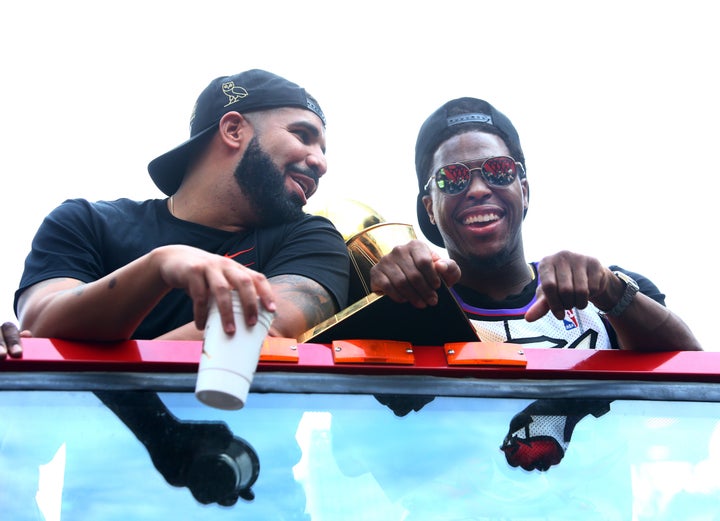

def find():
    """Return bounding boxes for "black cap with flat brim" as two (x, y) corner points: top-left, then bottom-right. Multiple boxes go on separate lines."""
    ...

(148, 69), (326, 196)
(414, 97), (526, 247)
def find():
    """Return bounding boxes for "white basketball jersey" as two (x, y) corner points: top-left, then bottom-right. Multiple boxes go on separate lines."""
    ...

(450, 264), (616, 350)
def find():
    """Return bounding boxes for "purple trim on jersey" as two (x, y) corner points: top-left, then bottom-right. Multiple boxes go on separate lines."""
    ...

(449, 263), (540, 316)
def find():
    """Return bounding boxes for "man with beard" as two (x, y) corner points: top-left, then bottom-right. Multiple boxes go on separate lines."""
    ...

(14, 69), (349, 342)
(370, 97), (701, 351)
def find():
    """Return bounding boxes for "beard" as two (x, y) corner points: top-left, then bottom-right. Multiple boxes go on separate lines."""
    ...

(233, 137), (306, 226)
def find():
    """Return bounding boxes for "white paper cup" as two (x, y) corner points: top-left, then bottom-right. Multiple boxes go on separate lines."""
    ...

(195, 292), (274, 410)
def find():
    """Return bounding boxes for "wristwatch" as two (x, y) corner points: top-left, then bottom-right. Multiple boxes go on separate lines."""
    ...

(601, 271), (639, 317)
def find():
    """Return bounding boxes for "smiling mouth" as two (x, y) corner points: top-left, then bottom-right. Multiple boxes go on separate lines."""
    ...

(463, 213), (501, 225)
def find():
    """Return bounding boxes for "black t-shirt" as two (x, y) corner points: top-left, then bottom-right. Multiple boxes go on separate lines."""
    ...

(16, 198), (350, 339)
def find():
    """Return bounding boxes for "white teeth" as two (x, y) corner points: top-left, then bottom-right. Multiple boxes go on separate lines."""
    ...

(464, 213), (499, 225)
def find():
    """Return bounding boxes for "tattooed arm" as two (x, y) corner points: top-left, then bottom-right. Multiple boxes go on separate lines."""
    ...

(155, 274), (339, 341)
(265, 274), (339, 339)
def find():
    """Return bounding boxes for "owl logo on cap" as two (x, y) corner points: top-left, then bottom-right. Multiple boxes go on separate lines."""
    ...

(222, 81), (249, 106)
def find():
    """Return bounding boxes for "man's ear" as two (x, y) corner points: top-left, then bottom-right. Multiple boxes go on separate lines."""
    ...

(217, 111), (251, 151)
(422, 194), (436, 225)
(521, 178), (530, 214)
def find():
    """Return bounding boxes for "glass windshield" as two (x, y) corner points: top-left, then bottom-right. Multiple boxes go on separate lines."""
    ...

(2, 386), (720, 520)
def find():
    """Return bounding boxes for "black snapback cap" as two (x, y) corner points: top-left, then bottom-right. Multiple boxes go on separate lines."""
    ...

(414, 97), (525, 247)
(148, 69), (326, 196)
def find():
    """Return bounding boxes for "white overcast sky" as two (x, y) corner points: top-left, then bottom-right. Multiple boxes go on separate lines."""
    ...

(2, 1), (717, 350)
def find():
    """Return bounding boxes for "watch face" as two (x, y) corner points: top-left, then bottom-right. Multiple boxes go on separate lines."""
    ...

(614, 271), (639, 291)
(605, 271), (639, 317)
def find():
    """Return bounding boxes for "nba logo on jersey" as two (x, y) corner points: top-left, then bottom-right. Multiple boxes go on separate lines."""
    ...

(563, 309), (579, 330)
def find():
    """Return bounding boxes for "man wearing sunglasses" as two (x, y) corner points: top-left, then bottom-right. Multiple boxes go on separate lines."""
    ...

(370, 97), (701, 351)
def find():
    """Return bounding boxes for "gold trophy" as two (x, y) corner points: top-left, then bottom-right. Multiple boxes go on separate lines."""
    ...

(312, 198), (417, 302)
(300, 199), (478, 346)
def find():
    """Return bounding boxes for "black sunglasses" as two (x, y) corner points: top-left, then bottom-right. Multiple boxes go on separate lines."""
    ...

(424, 156), (525, 196)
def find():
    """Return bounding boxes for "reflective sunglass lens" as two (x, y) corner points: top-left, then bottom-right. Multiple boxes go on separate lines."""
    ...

(436, 164), (470, 195)
(483, 157), (517, 186)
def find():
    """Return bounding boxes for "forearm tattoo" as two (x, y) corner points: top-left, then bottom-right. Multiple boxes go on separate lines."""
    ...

(270, 274), (338, 331)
